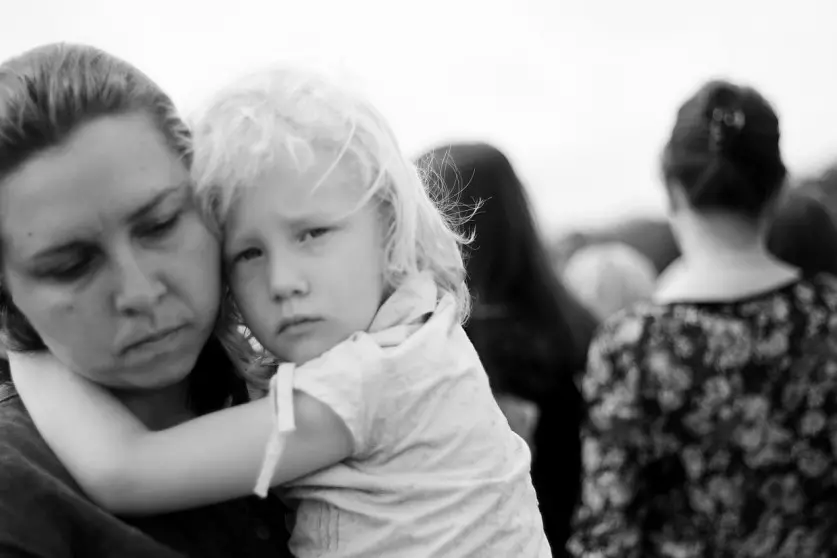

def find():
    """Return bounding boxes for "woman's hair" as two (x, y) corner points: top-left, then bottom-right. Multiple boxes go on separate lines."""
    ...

(0, 43), (246, 411)
(189, 67), (469, 367)
(563, 242), (658, 320)
(767, 192), (837, 275)
(661, 79), (787, 219)
(419, 142), (598, 396)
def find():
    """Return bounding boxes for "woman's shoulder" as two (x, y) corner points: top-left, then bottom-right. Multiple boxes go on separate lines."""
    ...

(591, 273), (837, 378)
(0, 383), (292, 557)
(0, 384), (73, 477)
(598, 272), (837, 340)
(717, 272), (837, 330)
(0, 386), (100, 555)
(704, 272), (837, 315)
(791, 272), (837, 307)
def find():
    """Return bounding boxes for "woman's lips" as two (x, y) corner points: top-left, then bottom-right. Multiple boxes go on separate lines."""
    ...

(120, 325), (186, 355)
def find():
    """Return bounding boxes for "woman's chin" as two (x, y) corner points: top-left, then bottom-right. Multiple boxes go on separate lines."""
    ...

(101, 369), (191, 393)
(87, 351), (200, 393)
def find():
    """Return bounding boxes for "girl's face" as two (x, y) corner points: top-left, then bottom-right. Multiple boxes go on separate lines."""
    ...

(224, 154), (387, 364)
(0, 113), (222, 389)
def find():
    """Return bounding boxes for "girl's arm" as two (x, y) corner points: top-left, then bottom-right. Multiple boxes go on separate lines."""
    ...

(8, 352), (352, 515)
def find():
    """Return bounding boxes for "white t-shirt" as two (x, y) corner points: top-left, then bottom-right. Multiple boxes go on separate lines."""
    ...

(257, 273), (551, 557)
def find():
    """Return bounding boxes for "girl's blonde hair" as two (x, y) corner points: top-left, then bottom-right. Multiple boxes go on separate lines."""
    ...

(188, 67), (470, 383)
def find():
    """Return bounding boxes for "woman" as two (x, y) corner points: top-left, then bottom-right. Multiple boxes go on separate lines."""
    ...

(421, 143), (598, 556)
(0, 43), (292, 557)
(570, 80), (837, 557)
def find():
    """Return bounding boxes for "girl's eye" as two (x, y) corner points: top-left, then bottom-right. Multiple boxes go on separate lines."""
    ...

(300, 227), (332, 243)
(232, 247), (263, 264)
(137, 212), (182, 239)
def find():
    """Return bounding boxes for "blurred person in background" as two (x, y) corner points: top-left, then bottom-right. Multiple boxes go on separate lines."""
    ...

(766, 191), (837, 275)
(421, 142), (598, 557)
(562, 242), (658, 320)
(570, 79), (837, 557)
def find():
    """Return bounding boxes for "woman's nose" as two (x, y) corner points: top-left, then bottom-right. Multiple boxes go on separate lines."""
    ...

(112, 249), (166, 315)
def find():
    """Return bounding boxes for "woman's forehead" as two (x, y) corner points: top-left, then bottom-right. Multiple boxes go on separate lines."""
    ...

(0, 113), (189, 259)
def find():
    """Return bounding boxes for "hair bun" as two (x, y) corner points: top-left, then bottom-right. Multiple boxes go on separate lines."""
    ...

(661, 79), (786, 218)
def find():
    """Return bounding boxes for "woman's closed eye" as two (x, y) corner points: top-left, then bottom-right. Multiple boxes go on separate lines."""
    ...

(136, 211), (182, 240)
(35, 249), (100, 283)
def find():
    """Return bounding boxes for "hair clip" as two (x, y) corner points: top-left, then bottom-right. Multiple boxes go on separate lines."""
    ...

(709, 107), (746, 152)
(712, 107), (746, 130)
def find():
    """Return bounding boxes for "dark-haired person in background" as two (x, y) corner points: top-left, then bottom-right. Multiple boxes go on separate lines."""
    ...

(767, 191), (837, 275)
(421, 143), (598, 557)
(570, 80), (837, 556)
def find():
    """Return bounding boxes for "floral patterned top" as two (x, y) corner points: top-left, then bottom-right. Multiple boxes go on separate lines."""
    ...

(569, 274), (837, 558)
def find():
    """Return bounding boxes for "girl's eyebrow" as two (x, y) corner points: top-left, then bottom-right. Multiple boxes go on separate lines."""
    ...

(224, 206), (350, 249)
(285, 214), (334, 227)
(278, 207), (350, 228)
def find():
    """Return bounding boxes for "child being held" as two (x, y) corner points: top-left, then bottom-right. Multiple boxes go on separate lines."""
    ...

(10, 67), (551, 557)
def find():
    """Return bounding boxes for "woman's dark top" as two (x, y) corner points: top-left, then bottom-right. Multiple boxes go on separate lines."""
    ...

(0, 382), (293, 557)
(570, 274), (837, 557)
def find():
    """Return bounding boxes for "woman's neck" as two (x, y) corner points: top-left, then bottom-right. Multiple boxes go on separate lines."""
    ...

(656, 209), (800, 303)
(112, 378), (194, 431)
(672, 210), (772, 264)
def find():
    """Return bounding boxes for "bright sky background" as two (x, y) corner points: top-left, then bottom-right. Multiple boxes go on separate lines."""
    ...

(6, 0), (837, 238)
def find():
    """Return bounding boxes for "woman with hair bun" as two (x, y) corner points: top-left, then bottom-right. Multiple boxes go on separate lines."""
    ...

(570, 80), (837, 557)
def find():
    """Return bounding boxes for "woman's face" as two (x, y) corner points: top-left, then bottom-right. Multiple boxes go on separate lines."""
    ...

(0, 112), (221, 390)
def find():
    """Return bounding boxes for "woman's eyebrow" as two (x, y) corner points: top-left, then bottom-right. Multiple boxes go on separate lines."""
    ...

(29, 240), (88, 264)
(126, 182), (190, 223)
(27, 183), (191, 263)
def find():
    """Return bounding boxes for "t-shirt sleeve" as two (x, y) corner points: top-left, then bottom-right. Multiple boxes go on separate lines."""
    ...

(292, 333), (387, 458)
